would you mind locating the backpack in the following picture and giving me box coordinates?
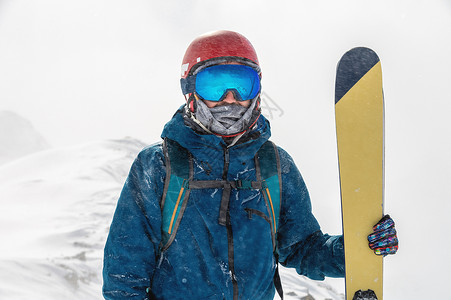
[159,137,284,298]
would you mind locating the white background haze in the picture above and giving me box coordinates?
[1,0,451,299]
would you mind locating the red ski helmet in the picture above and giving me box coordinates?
[181,30,260,80]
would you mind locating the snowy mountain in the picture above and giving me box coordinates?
[0,111,50,165]
[0,138,343,300]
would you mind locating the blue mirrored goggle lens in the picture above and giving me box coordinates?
[195,65,260,102]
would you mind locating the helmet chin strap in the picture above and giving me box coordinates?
[184,94,214,135]
[185,94,195,113]
[184,105,214,135]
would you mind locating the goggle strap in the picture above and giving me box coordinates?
[190,57,260,77]
[180,76,196,95]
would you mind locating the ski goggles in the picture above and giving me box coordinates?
[180,64,261,101]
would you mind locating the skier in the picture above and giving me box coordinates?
[102,30,398,300]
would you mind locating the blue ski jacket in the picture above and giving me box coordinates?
[103,107,345,300]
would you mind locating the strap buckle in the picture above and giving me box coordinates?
[235,180,252,189]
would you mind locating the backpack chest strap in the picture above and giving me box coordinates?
[187,179,263,190]
[187,179,264,226]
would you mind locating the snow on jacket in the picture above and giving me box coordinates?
[102,106,345,300]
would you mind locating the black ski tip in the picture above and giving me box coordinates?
[352,289,378,300]
[335,47,380,104]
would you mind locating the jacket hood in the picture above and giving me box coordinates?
[161,105,271,162]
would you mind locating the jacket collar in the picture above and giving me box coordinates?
[161,105,271,161]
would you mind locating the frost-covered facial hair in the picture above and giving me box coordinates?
[195,98,258,136]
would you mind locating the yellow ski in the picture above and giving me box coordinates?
[335,47,384,300]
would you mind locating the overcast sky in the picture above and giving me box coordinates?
[1,1,450,299]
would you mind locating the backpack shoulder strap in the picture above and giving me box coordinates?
[160,138,193,251]
[255,140,282,245]
[255,140,284,299]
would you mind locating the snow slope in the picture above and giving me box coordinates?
[0,138,144,299]
[0,138,343,300]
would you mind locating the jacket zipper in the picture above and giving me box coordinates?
[222,146,230,180]
[222,146,238,300]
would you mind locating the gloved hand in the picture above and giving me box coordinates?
[368,214,398,256]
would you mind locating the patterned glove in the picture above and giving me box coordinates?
[368,214,398,256]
